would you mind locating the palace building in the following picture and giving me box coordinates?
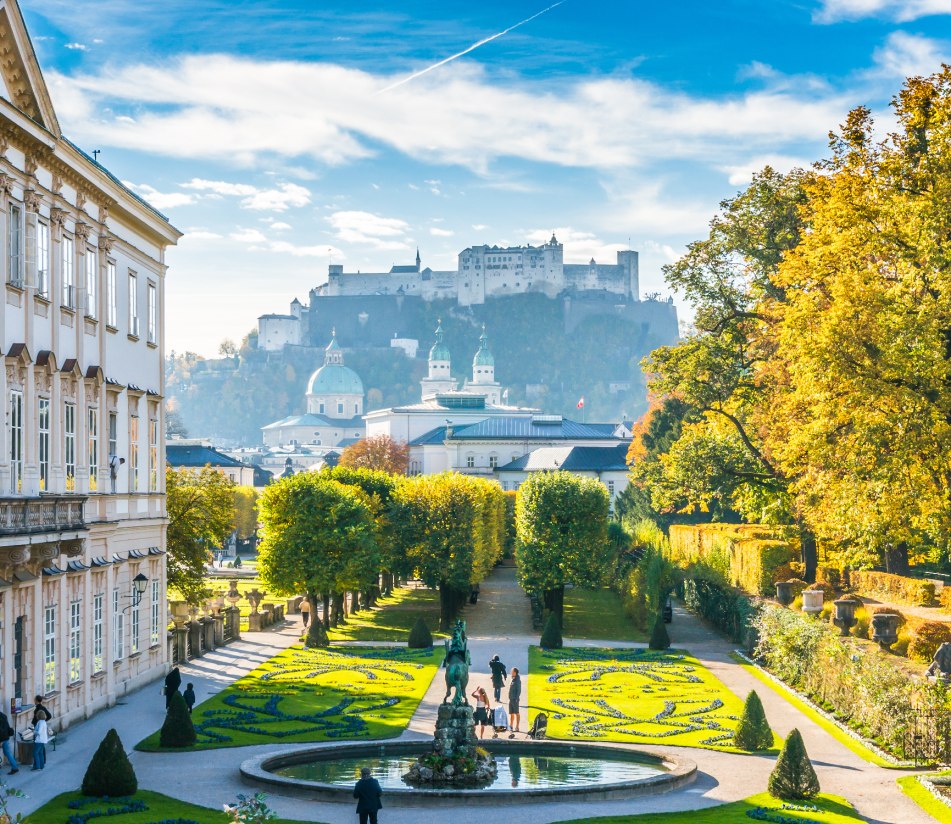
[0,0,180,730]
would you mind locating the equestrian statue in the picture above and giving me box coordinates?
[442,619,470,704]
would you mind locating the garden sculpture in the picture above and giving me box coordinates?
[927,642,951,683]
[442,619,471,705]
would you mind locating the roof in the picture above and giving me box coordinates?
[306,364,364,396]
[445,416,621,441]
[409,426,450,446]
[429,320,450,362]
[262,413,365,430]
[390,265,419,274]
[166,443,248,469]
[497,444,630,473]
[473,328,494,367]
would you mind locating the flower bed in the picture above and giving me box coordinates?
[529,646,773,752]
[137,645,441,751]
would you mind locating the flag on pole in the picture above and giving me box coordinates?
[576,397,584,409]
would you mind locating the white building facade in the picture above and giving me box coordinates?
[0,0,180,731]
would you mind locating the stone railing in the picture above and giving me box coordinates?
[0,495,87,534]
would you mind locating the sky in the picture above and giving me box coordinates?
[19,0,951,356]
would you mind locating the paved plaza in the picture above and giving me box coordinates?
[6,566,938,823]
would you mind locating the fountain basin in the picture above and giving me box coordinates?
[240,739,696,806]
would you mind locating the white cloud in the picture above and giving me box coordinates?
[721,154,812,185]
[229,228,268,243]
[268,221,292,231]
[64,42,87,51]
[816,0,951,22]
[47,55,849,174]
[179,178,310,211]
[525,227,627,263]
[181,229,222,241]
[472,224,489,231]
[267,241,339,257]
[122,181,195,210]
[328,210,412,250]
[181,178,257,196]
[871,31,949,78]
[430,227,454,237]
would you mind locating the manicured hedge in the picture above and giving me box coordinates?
[680,575,758,648]
[848,570,936,607]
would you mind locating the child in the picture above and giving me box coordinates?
[32,715,48,771]
[183,683,196,714]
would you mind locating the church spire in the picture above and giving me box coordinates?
[324,328,343,365]
[416,247,421,271]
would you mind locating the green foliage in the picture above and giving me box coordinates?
[407,617,433,649]
[81,729,138,797]
[225,793,276,824]
[906,621,951,664]
[768,729,820,800]
[648,615,670,650]
[621,523,677,632]
[733,691,772,751]
[540,612,563,649]
[159,692,196,748]
[680,576,758,646]
[232,486,259,541]
[848,570,936,607]
[166,466,236,603]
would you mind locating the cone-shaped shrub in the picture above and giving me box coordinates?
[734,690,773,751]
[407,616,433,649]
[81,728,137,797]
[768,728,819,800]
[160,690,197,748]
[540,612,563,649]
[649,614,670,650]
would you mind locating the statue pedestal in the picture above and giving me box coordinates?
[404,703,497,787]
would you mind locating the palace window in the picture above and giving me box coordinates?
[130,592,140,655]
[8,204,22,287]
[108,410,118,458]
[147,282,157,343]
[129,413,139,491]
[113,588,124,661]
[150,579,160,646]
[9,390,22,493]
[65,402,76,489]
[69,600,81,683]
[466,454,475,469]
[36,221,50,296]
[85,247,97,318]
[107,261,117,326]
[38,397,49,490]
[489,455,498,469]
[93,592,104,673]
[128,271,138,336]
[43,605,55,694]
[148,417,158,492]
[88,407,99,491]
[62,235,74,307]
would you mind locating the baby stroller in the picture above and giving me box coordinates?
[491,705,509,738]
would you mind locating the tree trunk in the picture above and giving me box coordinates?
[797,522,817,584]
[439,585,464,631]
[322,593,331,630]
[332,591,346,626]
[543,585,565,626]
[304,593,329,648]
[381,572,393,597]
[350,590,360,613]
[884,542,910,575]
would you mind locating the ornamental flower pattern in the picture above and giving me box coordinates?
[532,647,748,751]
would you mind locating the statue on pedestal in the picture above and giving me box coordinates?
[442,619,470,705]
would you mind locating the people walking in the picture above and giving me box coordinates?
[507,667,522,736]
[353,766,383,824]
[31,714,47,771]
[183,683,196,714]
[31,696,51,726]
[0,711,17,774]
[489,654,507,702]
[164,666,182,709]
[300,597,311,628]
[470,686,490,739]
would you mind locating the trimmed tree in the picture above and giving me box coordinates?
[540,612,563,649]
[515,472,611,628]
[734,690,773,751]
[768,728,819,800]
[81,729,137,796]
[649,614,671,650]
[407,617,433,649]
[160,691,197,748]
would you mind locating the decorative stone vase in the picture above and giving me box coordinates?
[801,589,824,617]
[170,601,190,627]
[225,579,241,608]
[246,588,264,614]
[871,612,900,650]
[775,581,795,606]
[832,597,859,636]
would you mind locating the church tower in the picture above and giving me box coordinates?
[420,320,457,400]
[464,325,502,405]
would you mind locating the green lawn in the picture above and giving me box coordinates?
[556,793,862,823]
[327,585,447,642]
[28,790,320,824]
[898,774,951,823]
[530,646,779,753]
[136,645,441,751]
[562,588,647,642]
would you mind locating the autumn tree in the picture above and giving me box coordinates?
[166,466,235,603]
[515,471,611,627]
[339,435,409,475]
[232,486,259,541]
[257,473,378,646]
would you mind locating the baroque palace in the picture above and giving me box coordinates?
[0,0,180,730]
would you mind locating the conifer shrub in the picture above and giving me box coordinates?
[768,728,819,800]
[407,617,433,649]
[160,691,197,748]
[82,728,138,797]
[540,612,563,649]
[649,614,670,650]
[733,690,772,751]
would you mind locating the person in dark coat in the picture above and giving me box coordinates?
[31,696,51,726]
[164,667,182,709]
[0,711,18,774]
[353,766,383,824]
[183,683,196,713]
[507,667,522,735]
[489,654,507,702]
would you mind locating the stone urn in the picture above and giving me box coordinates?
[801,589,824,617]
[246,588,264,614]
[776,580,796,606]
[170,601,190,627]
[225,580,241,608]
[871,612,901,650]
[832,597,859,636]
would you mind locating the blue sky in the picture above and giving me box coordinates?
[20,0,951,355]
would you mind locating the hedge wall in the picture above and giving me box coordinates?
[669,524,797,597]
[680,575,759,648]
[848,570,936,607]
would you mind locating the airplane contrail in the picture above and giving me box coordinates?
[376,0,569,95]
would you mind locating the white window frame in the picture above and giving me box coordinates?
[8,203,22,287]
[9,390,22,494]
[107,261,117,327]
[64,402,76,489]
[85,246,97,318]
[129,413,139,491]
[43,604,55,694]
[88,407,98,492]
[128,271,138,336]
[69,600,81,683]
[150,579,160,646]
[112,588,124,661]
[130,594,140,655]
[36,221,50,297]
[38,397,49,491]
[147,281,157,344]
[93,592,104,674]
[148,417,158,492]
[62,234,74,308]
